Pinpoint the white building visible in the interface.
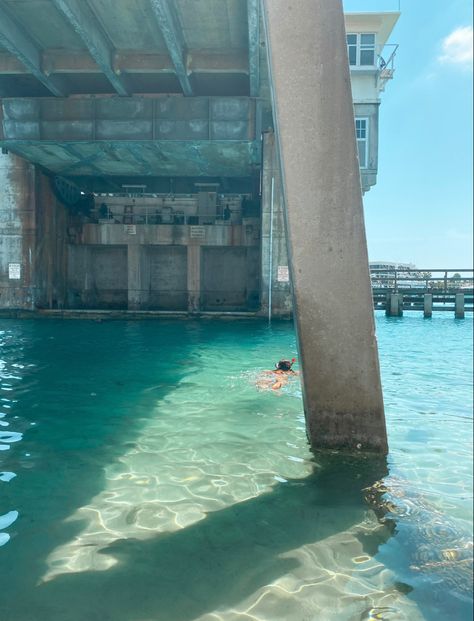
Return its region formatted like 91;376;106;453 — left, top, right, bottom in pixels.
345;12;400;192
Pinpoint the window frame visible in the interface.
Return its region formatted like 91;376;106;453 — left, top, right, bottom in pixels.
355;117;369;169
346;32;376;67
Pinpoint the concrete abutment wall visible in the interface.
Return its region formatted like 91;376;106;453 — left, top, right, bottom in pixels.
0;152;69;310
0;154;263;314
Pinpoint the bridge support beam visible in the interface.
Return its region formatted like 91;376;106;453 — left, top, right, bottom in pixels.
262;0;387;453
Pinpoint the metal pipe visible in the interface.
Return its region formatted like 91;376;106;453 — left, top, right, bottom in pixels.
268;176;275;323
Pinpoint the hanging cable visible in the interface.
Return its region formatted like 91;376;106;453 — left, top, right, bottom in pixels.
268;176;275;323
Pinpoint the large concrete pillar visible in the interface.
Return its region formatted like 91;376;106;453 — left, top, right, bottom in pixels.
262;0;387;452
0;152;36;309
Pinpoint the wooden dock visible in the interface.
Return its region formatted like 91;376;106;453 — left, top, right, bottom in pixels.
371;269;473;317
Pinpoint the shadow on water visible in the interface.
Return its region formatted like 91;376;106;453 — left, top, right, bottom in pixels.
2;453;390;621
0;320;213;609
5;318;470;620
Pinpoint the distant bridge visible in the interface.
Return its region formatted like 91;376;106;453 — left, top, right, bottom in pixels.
371;269;474;317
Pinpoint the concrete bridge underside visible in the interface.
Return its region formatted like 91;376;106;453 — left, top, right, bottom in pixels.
0;0;387;453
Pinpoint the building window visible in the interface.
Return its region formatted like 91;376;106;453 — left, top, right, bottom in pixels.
346;33;376;66
355;118;368;168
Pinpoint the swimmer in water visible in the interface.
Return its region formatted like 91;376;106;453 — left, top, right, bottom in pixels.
257;358;299;390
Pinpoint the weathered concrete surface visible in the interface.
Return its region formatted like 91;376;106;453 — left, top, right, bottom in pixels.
66;220;259;312
146;245;187;311
201;246;260;311
0;152;36;308
262;0;387;453
0;96;259;177
127;245;148;311
187;244;201;313
0;153;70;309
80;223;258;247
67;245;128;309
33;171;69;309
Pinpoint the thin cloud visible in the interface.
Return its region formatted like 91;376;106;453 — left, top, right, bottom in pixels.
438;26;473;67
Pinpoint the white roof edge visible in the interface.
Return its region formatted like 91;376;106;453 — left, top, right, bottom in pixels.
344;12;400;47
344;12;401;16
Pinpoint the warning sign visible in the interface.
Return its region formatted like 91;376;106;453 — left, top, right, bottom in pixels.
277;265;289;282
8;263;21;280
190;226;206;239
124;224;136;235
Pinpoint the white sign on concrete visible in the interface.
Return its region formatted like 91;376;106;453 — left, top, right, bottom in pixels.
190;226;206;239
124;224;136;235
277;265;289;282
8;263;21;280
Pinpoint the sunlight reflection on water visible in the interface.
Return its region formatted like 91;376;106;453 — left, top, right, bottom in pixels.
0;315;472;621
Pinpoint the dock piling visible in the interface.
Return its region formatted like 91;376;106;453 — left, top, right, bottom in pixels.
386;293;403;317
423;293;433;318
455;293;465;319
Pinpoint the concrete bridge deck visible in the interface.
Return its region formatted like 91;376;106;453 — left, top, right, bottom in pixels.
0;0;262;98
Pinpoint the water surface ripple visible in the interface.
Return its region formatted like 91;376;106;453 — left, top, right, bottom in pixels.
0;314;472;621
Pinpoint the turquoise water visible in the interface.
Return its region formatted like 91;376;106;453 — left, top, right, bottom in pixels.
0;313;472;621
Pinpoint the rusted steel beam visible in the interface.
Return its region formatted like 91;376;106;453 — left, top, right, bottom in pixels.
0;49;249;77
247;0;260;97
51;0;130;96
0;4;67;96
148;0;193;96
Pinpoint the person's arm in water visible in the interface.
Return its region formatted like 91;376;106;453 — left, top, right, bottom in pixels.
271;372;289;390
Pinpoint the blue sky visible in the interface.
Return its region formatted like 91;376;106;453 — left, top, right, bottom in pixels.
343;0;473;269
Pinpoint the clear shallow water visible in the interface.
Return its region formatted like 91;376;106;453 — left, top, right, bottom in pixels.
0;313;472;621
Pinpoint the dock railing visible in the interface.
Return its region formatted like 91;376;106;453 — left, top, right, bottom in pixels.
370;268;474;316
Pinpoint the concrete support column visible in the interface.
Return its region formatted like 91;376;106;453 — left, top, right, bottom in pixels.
127;244;149;310
82;246;93;307
262;0;387;452
187;244;201;313
386;293;403;317
423;293;433;318
0;152;36;309
260;131;292;318
455;293;465;319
